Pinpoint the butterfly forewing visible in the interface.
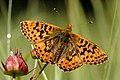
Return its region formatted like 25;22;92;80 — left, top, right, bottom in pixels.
72;33;108;65
20;21;62;43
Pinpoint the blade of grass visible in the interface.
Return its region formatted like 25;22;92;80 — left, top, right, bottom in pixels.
7;0;12;56
104;0;118;80
7;0;12;80
0;0;7;22
55;66;62;80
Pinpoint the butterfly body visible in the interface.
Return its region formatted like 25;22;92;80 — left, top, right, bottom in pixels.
20;20;108;71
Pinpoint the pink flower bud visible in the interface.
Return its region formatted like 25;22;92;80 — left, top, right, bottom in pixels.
30;49;38;59
1;49;28;77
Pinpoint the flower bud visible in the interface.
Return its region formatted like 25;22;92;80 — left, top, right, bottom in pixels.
30;49;38;59
1;49;28;77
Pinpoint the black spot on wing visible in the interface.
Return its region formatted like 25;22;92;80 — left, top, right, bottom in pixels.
80;52;84;55
49;26;52;30
36;22;39;26
41;24;44;29
36;29;40;32
80;39;83;43
44;24;48;31
39;30;44;38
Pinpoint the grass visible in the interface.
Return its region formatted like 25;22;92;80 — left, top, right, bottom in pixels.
0;0;120;80
104;0;119;80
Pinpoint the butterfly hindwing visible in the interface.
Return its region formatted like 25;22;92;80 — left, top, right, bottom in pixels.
57;53;83;71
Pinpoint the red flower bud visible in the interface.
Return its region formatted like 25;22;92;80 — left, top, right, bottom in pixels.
1;49;28;77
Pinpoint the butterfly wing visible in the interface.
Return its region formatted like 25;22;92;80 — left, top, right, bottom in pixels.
57;53;83;71
56;40;83;71
33;41;55;64
20;20;62;43
72;33;108;65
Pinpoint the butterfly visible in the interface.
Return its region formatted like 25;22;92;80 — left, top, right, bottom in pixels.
20;20;108;71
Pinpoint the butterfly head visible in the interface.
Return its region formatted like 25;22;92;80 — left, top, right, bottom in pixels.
64;24;72;32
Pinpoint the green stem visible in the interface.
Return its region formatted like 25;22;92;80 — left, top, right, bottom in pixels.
7;0;12;55
38;60;48;80
7;0;12;80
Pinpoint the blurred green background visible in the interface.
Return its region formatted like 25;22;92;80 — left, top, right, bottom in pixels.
0;0;120;80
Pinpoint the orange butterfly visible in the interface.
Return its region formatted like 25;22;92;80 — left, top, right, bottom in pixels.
20;20;108;71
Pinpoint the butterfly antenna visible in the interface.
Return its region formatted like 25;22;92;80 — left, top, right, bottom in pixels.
53;7;67;25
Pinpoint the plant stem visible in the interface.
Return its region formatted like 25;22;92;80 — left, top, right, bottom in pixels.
7;0;12;56
38;59;48;80
30;59;38;79
7;0;12;80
